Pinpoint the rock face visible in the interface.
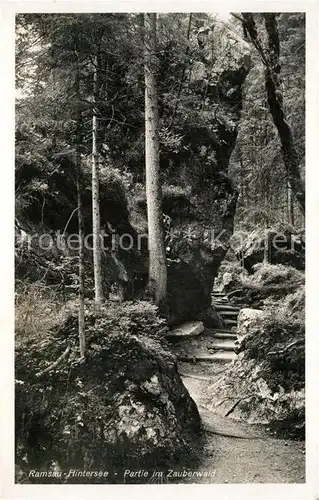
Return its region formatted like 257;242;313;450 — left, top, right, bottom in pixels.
160;24;251;325
15;331;201;481
15;161;146;297
131;23;251;324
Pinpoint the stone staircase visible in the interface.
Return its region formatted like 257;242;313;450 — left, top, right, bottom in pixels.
167;289;240;364
209;289;240;361
212;290;240;329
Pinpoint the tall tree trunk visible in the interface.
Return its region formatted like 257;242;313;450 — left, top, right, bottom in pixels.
238;152;245;204
287;179;295;226
75;53;85;358
76;179;85;356
92;54;103;304
242;13;305;215
144;13;167;305
168;13;192;129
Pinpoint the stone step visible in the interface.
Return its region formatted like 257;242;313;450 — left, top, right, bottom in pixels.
219;310;239;317
211;328;237;333
177;352;237;363
214;304;240;312
166;321;204;340
213;332;238;340
208;339;235;352
223;319;238;327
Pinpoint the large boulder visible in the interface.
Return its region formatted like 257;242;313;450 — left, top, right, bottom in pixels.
163;24;250;323
237;308;264;338
15;306;201;482
235;308;264;353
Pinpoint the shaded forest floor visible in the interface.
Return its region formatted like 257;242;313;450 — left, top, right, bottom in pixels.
178;362;305;484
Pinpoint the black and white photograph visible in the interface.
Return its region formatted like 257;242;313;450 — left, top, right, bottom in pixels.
1;3;317;493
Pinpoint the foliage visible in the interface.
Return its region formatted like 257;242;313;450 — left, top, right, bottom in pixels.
15;12;305;236
225;262;304;308
15;281;66;340
16;296;168;380
229;13;305;230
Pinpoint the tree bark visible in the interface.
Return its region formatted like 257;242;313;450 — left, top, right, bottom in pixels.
75;51;85;358
144;13;167;305
242;13;305;215
92;54;104;304
287;179;295;226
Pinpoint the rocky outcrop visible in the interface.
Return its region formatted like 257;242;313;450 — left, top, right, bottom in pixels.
218;262;305;309
235;307;264;353
15;321;201;482
159;23;251;324
235;226;305;273
134;23;251;324
15;161;147;297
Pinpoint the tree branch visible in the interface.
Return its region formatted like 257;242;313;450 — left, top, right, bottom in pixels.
268;339;304;356
35;346;70;377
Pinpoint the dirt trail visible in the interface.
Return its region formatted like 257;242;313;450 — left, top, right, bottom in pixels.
178;363;305;483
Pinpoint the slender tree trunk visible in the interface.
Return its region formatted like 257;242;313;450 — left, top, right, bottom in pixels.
92;54;103;304
75;54;85;358
263;182;269;264
287;179;295;226
238;152;245;204
144;13;167;305
264;62;305;214
168;13;192;129
76;177;85;357
242;13;305;215
263;222;269;264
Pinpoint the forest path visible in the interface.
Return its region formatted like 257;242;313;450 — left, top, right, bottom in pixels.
168;290;305;483
178;363;305;483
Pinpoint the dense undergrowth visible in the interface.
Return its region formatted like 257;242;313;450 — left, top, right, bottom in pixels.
223;262;304;308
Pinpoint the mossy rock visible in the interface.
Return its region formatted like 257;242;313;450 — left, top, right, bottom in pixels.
16;324;201;482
